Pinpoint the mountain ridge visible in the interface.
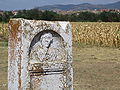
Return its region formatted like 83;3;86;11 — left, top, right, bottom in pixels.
36;1;120;11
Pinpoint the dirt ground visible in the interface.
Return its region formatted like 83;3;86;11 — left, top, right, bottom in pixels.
1;42;120;90
73;43;120;90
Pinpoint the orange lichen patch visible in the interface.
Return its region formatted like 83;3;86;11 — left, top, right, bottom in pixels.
29;63;44;76
9;20;21;42
8;20;21;62
9;20;22;89
18;53;22;90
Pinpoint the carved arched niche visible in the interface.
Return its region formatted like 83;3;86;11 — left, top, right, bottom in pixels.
28;30;67;74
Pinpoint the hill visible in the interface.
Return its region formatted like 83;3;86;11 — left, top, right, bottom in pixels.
37;1;120;11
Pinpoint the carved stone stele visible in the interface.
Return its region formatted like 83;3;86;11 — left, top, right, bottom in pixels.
8;18;73;90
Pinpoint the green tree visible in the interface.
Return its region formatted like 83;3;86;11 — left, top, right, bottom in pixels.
99;11;120;22
78;11;98;22
25;9;42;20
41;10;59;21
1;11;14;23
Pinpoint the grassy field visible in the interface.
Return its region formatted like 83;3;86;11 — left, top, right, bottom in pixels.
73;42;120;90
1;42;120;90
1;22;120;90
0;44;8;90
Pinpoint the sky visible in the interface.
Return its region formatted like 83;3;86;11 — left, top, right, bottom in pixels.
0;0;120;11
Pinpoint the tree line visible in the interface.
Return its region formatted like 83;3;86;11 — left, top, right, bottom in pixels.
0;9;120;23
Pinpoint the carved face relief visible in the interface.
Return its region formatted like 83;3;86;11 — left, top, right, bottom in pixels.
40;33;53;48
29;31;67;71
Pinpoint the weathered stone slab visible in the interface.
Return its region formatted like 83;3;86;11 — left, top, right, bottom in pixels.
8;18;73;90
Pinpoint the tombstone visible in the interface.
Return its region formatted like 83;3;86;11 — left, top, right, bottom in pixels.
8;18;73;90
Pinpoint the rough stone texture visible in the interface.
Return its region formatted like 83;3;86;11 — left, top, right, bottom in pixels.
8;18;73;90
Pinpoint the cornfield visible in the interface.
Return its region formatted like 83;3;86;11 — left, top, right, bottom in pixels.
1;22;120;47
72;22;120;47
0;23;8;41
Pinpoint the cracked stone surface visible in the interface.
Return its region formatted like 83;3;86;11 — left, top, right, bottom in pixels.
8;18;73;90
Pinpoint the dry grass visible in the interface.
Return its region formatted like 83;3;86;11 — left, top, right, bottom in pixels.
1;42;120;90
0;23;8;41
0;45;8;90
73;42;120;90
71;22;120;47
